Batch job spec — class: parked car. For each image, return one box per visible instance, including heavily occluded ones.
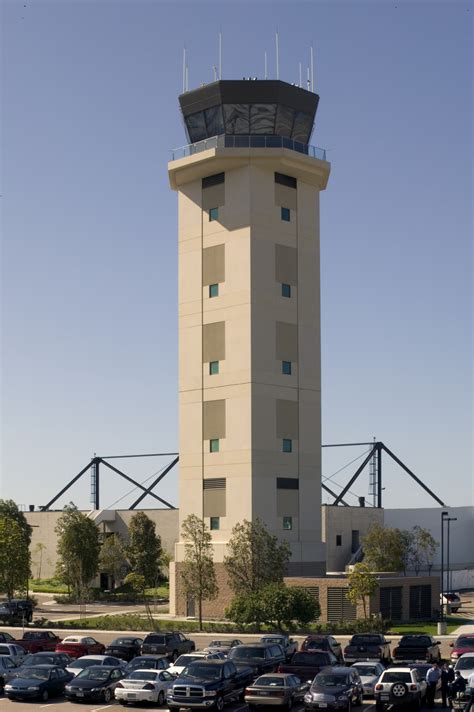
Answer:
[56,634,105,659]
[168,651,224,676]
[374,667,427,711]
[66,654,127,676]
[64,664,125,702]
[104,636,143,661]
[304,666,364,711]
[351,662,386,697]
[441,592,462,614]
[279,651,338,682]
[454,653,474,680]
[141,631,196,660]
[0,632,16,643]
[392,635,441,664]
[228,643,286,676]
[0,643,27,665]
[4,664,73,702]
[0,599,34,624]
[245,672,309,709]
[16,630,62,653]
[166,659,254,710]
[408,664,441,692]
[125,654,170,675]
[301,635,343,663]
[0,656,19,692]
[343,634,391,665]
[260,635,298,662]
[204,639,244,656]
[115,668,176,705]
[8,651,72,678]
[450,636,474,663]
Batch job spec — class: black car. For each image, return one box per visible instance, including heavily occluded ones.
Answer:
[104,636,144,661]
[65,665,125,702]
[141,632,196,660]
[228,644,286,676]
[304,666,363,711]
[125,654,170,675]
[0,598,34,623]
[5,652,72,682]
[4,664,73,702]
[0,632,16,643]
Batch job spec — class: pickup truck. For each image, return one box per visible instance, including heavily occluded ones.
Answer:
[16,631,62,653]
[166,659,254,711]
[343,634,392,664]
[0,599,34,624]
[260,635,298,662]
[392,635,441,664]
[278,650,338,682]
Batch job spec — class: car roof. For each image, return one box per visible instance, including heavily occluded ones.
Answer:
[73,655,108,660]
[186,659,223,665]
[235,643,272,648]
[457,653,474,658]
[128,668,163,674]
[382,667,413,672]
[257,673,293,679]
[62,636,87,642]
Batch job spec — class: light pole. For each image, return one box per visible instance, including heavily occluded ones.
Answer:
[446,517,457,593]
[439,511,449,634]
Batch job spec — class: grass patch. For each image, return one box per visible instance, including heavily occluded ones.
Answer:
[30,578,69,594]
[145,585,169,599]
[389,617,465,635]
[47,615,249,633]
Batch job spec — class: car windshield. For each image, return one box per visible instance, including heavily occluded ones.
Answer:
[456,659,474,670]
[315,674,349,687]
[351,636,381,645]
[63,638,82,643]
[306,640,329,650]
[354,666,379,676]
[184,664,220,679]
[175,655,200,666]
[70,659,99,669]
[400,637,431,647]
[19,667,49,680]
[130,658,159,668]
[456,640,474,649]
[25,655,55,665]
[22,633,41,640]
[292,653,328,665]
[130,671,158,681]
[382,672,412,683]
[112,638,134,645]
[255,676,285,686]
[77,667,111,681]
[145,635,166,644]
[231,648,265,659]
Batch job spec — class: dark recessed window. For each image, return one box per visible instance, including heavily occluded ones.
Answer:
[210,517,220,530]
[209,207,219,222]
[209,361,219,375]
[281,283,291,298]
[209,283,219,298]
[282,361,292,375]
[202,172,225,189]
[283,516,293,530]
[210,439,220,453]
[336,535,342,546]
[281,207,290,222]
[282,439,292,453]
[277,478,299,490]
[275,172,297,189]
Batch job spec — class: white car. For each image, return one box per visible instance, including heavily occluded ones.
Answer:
[115,668,175,705]
[454,653,474,680]
[66,654,127,676]
[351,661,386,696]
[167,651,223,677]
[0,644,26,666]
[374,667,427,710]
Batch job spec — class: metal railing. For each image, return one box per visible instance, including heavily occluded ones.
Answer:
[171,134,326,161]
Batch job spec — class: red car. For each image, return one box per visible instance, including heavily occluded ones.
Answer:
[55,635,105,659]
[450,635,474,663]
[17,631,62,653]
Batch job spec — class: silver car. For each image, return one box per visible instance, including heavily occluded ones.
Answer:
[351,662,385,696]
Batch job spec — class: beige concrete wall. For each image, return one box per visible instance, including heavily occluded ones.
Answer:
[322,505,384,572]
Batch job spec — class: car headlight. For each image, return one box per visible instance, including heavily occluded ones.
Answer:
[27,686,39,691]
[206,690,217,696]
[91,688,102,693]
[4,685,12,690]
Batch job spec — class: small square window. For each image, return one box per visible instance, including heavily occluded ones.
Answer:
[210,439,220,453]
[209,207,219,222]
[282,439,292,453]
[283,516,293,530]
[282,361,292,375]
[209,283,219,298]
[281,283,291,298]
[209,361,219,375]
[281,207,290,222]
[210,517,220,530]
[336,534,342,546]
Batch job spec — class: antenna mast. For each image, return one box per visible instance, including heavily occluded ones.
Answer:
[219,32,222,79]
[275,31,279,80]
[299,61,302,87]
[264,50,268,79]
[310,44,314,92]
[182,47,186,93]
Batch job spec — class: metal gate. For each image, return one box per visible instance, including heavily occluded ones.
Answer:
[380,586,402,620]
[409,585,432,619]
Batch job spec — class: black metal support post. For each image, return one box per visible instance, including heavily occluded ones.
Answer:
[381,444,445,506]
[94,458,100,510]
[322,483,349,506]
[377,443,383,508]
[100,459,174,508]
[129,457,179,510]
[42,462,95,511]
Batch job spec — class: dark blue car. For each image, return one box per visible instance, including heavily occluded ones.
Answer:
[4,664,74,701]
[64,665,125,703]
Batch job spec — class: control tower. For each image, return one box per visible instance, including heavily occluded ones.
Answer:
[168,80,330,615]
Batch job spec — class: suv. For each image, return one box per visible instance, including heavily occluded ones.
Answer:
[141,632,196,660]
[374,667,427,711]
[0,599,34,623]
[228,644,286,676]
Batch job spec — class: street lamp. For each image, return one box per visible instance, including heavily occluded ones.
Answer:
[446,517,457,593]
[440,511,448,626]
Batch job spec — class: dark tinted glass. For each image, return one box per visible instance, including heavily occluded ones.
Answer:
[205,106,225,136]
[293,652,328,665]
[202,172,225,189]
[250,104,277,133]
[145,635,166,644]
[275,172,297,189]
[223,104,250,134]
[292,111,312,142]
[186,112,208,143]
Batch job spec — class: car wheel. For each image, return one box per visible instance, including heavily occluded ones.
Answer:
[103,688,112,703]
[287,696,293,711]
[158,690,165,705]
[215,695,224,712]
[391,683,408,701]
[41,689,49,702]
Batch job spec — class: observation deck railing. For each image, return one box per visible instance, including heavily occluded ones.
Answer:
[171,134,327,161]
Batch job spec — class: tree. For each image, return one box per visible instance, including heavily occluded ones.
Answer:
[408,526,438,575]
[224,518,291,597]
[0,500,33,545]
[99,533,128,587]
[126,512,162,587]
[55,505,101,597]
[180,514,218,630]
[226,583,320,630]
[32,542,47,580]
[362,523,411,572]
[346,563,379,619]
[124,572,154,626]
[0,517,30,598]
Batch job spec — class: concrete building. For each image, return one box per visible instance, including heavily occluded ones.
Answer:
[167,80,330,615]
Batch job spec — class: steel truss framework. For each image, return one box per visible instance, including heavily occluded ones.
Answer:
[41,440,445,511]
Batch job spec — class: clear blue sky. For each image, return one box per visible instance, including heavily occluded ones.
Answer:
[1,0,472,512]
